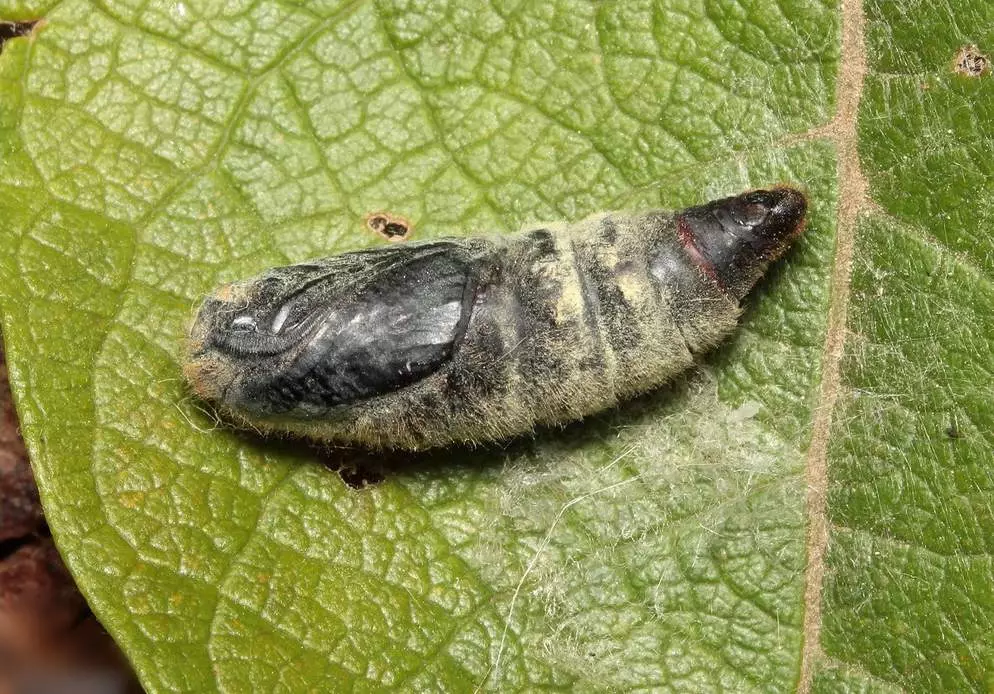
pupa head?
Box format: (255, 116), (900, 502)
(676, 187), (808, 299)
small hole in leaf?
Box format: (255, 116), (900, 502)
(338, 463), (386, 489)
(365, 212), (411, 241)
(952, 44), (990, 77)
(383, 222), (409, 238)
(0, 19), (43, 55)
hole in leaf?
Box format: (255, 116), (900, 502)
(337, 463), (386, 489)
(310, 448), (388, 490)
(365, 212), (412, 241)
(0, 20), (42, 55)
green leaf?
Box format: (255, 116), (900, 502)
(813, 2), (994, 691)
(0, 0), (988, 691)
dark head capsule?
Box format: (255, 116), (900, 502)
(676, 187), (807, 299)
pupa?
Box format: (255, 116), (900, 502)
(183, 187), (807, 450)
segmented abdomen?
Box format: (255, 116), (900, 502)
(453, 213), (705, 433)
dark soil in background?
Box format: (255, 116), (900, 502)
(0, 343), (142, 693)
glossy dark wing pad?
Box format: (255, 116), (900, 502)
(233, 246), (476, 416)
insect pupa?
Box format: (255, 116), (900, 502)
(183, 188), (807, 450)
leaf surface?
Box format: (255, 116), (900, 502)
(814, 2), (994, 690)
(1, 0), (988, 692)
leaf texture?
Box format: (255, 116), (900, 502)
(2, 0), (988, 692)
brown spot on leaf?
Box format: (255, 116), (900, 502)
(952, 44), (990, 77)
(0, 19), (43, 55)
(365, 212), (412, 241)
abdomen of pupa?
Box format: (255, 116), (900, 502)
(183, 188), (807, 450)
